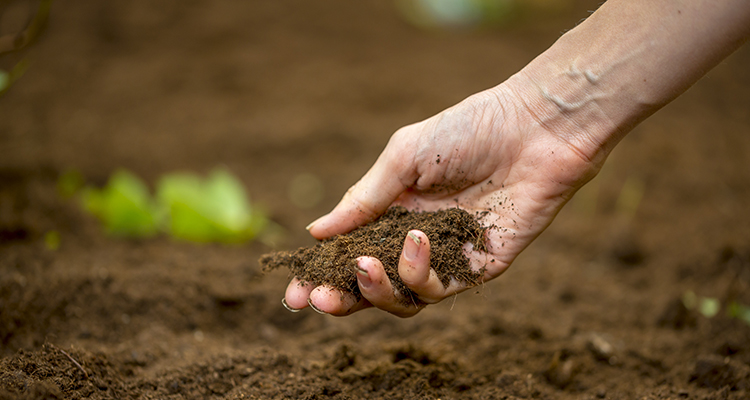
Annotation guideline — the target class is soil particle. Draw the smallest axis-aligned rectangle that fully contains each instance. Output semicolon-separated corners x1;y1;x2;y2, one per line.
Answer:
609;230;647;267
260;206;487;303
587;333;616;363
329;345;356;372
545;349;578;389
690;355;737;389
657;298;697;329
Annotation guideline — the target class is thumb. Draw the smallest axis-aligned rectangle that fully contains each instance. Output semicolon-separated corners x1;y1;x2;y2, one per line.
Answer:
307;140;417;239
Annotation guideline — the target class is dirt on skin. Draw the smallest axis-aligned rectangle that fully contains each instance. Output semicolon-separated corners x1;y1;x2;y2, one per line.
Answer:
2;1;750;399
260;206;487;304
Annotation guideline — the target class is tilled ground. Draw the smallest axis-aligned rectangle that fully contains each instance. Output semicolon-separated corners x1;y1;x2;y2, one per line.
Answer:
2;1;750;399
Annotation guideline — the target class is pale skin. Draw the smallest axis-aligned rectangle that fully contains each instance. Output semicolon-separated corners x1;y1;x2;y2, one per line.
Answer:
284;0;750;317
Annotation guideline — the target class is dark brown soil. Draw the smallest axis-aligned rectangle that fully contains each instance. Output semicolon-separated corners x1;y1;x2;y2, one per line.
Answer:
2;1;750;399
260;206;487;303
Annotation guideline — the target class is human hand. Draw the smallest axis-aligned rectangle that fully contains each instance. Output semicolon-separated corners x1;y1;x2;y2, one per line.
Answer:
284;75;606;317
282;0;750;317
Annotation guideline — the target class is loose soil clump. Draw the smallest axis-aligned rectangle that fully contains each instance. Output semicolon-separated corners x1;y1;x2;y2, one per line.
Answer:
260;206;487;302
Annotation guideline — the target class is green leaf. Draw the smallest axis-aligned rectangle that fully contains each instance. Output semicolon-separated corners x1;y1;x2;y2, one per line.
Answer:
80;169;160;237
728;302;750;326
0;60;30;96
73;167;267;243
698;297;720;318
157;168;266;243
0;70;9;92
682;290;698;310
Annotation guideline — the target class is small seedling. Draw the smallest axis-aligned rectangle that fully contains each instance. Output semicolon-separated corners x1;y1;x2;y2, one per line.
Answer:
0;60;29;96
157;169;267;243
69;167;267;244
80;169;161;238
727;302;750;326
682;290;720;318
0;70;8;92
697;297;720;318
682;290;750;324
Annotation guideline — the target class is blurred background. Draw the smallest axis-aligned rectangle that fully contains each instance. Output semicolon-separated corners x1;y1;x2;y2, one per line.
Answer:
1;1;749;397
1;0;610;243
2;0;748;252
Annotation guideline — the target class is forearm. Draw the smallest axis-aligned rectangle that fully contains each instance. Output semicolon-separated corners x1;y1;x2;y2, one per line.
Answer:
508;0;750;163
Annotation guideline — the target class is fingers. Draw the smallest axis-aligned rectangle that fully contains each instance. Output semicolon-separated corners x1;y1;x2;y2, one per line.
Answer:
285;277;371;316
356;256;425;318
308;286;370;316
280;249;431;318
284;278;314;310
354;229;459;317
306;173;403;239
397;230;454;303
284;229;480;317
307;133;418;240
282;251;434;318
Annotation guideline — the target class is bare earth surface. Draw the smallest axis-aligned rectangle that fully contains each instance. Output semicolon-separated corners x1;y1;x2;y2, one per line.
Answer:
1;1;750;399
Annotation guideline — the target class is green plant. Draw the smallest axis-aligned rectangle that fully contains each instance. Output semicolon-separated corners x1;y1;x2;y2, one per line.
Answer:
80;169;162;238
72;168;267;244
727;302;750;326
157;169;267;243
682;290;750;326
0;0;51;96
0;59;29;95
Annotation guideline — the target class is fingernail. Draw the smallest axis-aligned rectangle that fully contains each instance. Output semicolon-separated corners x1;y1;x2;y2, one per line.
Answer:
305;216;325;231
353;262;369;278
281;298;302;313
307;298;328;315
404;231;421;261
356;259;372;288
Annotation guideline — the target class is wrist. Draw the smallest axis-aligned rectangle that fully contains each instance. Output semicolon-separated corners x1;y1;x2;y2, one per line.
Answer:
501;16;665;166
501;60;624;168
504;0;750;166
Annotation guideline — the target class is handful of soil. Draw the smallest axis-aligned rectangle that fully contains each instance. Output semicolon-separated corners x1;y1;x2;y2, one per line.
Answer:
260;206;487;304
